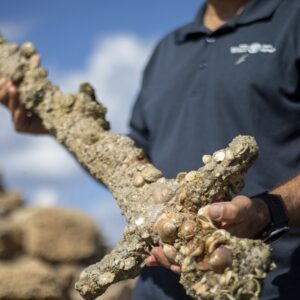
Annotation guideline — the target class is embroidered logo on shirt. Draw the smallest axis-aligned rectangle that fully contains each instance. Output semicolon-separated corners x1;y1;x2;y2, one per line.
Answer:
230;43;276;54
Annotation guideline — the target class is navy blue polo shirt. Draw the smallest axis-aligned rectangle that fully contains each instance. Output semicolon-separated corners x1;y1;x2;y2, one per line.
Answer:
129;0;300;299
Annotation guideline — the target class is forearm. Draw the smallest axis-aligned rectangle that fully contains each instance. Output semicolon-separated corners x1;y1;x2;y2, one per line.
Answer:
271;174;300;226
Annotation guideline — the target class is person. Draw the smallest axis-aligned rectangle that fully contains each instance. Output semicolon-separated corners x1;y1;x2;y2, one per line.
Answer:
1;0;300;299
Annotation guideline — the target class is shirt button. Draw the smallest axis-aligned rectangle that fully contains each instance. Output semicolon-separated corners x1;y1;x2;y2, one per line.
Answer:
206;37;216;43
199;62;207;69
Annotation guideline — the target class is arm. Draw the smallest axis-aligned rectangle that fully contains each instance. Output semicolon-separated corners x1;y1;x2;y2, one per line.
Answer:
271;174;300;226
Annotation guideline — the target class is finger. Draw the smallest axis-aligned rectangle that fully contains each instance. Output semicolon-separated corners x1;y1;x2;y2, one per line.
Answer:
170;265;181;274
29;54;41;67
0;79;9;107
144;256;159;267
151;247;172;268
208;200;246;224
12;106;28;132
0;78;7;87
8;82;20;111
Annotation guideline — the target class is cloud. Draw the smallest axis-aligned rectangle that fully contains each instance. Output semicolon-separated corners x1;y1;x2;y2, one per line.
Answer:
86;192;127;246
31;186;59;207
0;136;79;179
54;33;154;133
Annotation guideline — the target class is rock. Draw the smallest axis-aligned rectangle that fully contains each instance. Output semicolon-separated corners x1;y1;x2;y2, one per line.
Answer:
0;191;23;216
57;264;81;292
19;207;104;263
0;220;21;258
0;257;63;299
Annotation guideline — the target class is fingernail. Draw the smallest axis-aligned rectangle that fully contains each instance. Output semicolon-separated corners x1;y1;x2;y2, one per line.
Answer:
208;204;223;221
170;265;181;273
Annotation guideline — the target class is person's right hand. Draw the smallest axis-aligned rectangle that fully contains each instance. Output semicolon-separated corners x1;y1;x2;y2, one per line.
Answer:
0;54;47;135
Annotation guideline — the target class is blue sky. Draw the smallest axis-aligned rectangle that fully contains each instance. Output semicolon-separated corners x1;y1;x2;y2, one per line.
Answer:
0;0;203;245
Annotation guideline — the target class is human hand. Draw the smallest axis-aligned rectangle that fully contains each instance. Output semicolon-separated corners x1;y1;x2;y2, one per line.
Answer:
145;195;270;274
0;54;47;134
144;246;181;274
208;195;271;238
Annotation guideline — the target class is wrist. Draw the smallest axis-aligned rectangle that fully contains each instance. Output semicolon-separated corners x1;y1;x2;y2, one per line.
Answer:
251;192;289;243
251;197;271;234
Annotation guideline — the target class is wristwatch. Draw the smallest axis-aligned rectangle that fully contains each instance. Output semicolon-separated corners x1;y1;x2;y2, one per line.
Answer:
252;192;290;244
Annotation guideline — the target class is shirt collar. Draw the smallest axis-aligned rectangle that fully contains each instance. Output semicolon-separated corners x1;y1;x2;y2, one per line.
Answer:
176;0;283;43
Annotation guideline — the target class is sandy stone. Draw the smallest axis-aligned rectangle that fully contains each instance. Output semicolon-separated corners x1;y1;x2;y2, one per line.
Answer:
20;207;104;262
0;257;63;299
0;191;23;216
0;220;21;258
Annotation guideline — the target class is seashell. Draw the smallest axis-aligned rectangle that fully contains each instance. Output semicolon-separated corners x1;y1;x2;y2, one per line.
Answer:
151;184;174;203
21;42;36;57
12;68;24;84
208;246;233;274
213;150;225;162
196;256;210;271
79;82;96;100
225;149;234;161
61;94;75;108
137;149;145;160
193;282;207;296
205;230;229;253
231;179;245;194
185;171;198;182
179;220;197;240
141;166;163;183
176;205;183;212
246;279;261;296
135;217;144;226
124;257;136;270
154;216;178;244
176;172;187;182
97;272;115;286
133;175;145;187
202;154;212;164
137;164;146;171
181;257;194;272
197;206;216;229
205;161;216;171
35;67;48;78
177;186;187;204
163;244;177;264
220;270;233;286
141;231;150;239
191;243;204;257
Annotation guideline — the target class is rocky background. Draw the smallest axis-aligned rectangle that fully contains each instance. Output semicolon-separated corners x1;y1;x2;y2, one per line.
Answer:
0;175;136;300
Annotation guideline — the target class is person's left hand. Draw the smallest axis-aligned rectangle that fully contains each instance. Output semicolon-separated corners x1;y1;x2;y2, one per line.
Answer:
207;195;271;238
145;195;271;273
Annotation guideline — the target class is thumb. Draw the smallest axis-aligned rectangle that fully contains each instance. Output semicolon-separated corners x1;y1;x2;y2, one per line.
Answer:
208;201;243;224
208;203;224;221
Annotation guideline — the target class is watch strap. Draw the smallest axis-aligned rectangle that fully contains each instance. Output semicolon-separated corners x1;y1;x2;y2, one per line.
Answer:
252;192;289;243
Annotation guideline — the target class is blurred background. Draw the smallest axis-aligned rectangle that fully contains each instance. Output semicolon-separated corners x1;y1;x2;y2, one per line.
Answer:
0;0;202;247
